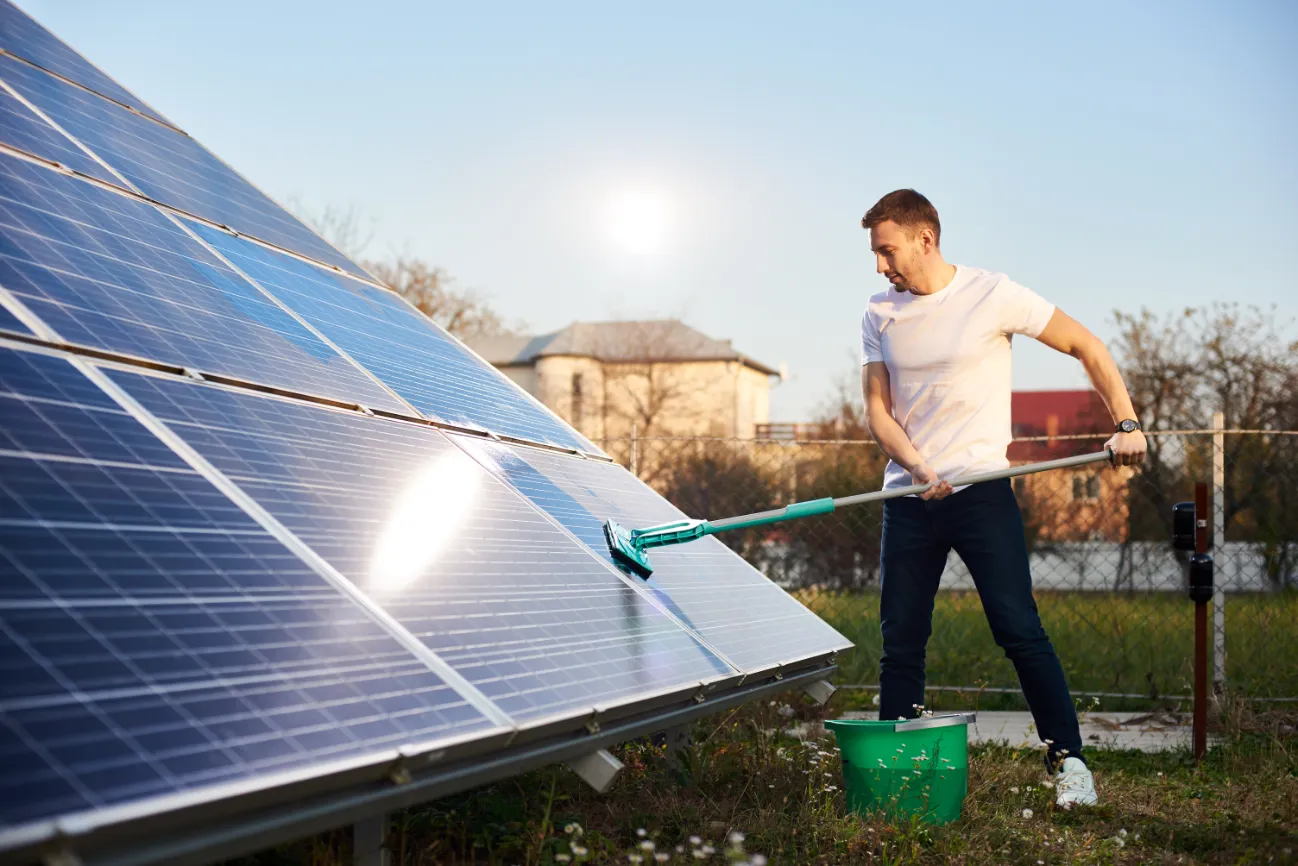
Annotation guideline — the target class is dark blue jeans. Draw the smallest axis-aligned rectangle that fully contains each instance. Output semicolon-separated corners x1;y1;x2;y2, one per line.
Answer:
878;478;1083;770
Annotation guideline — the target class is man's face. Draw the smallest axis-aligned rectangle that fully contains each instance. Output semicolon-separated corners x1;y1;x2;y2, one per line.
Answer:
870;220;926;292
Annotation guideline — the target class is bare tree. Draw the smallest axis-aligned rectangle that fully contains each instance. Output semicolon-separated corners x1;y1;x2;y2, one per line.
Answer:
365;257;517;339
287;200;518;339
1111;303;1298;587
286;197;375;260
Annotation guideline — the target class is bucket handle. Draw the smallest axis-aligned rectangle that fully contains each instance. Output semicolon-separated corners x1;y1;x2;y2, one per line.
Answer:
892;712;977;732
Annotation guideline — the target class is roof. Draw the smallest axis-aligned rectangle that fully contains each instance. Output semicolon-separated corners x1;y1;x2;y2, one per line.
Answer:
1009;389;1112;462
467;319;780;375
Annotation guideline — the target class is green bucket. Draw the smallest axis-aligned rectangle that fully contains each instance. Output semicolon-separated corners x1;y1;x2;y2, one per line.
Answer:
824;712;975;825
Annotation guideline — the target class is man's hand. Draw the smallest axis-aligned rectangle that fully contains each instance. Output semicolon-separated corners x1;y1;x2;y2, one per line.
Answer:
912;463;955;500
1105;430;1148;467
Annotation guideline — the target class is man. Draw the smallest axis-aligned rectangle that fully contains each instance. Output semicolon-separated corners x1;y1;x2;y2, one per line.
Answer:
859;189;1147;808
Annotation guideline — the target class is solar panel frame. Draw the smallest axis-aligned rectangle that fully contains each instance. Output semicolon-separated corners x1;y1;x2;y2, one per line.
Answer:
0;152;410;414
453;437;853;677
0;77;116;182
0;52;368;279
186;221;608;456
102;362;742;736
0;2;172;125
0;339;516;837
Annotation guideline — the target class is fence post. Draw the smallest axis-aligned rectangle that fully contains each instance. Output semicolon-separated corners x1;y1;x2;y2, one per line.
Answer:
1211;411;1226;694
630;423;638;477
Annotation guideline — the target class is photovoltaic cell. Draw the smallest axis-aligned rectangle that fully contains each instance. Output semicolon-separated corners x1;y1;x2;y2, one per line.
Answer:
0;345;495;830
111;368;736;722
188;222;603;454
0;0;170;124
0;152;406;412
0;83;115;181
0;300;27;333
0;53;365;278
455;438;852;673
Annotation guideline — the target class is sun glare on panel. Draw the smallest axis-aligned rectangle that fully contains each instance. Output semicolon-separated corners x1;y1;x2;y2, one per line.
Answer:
368;450;483;592
605;187;673;256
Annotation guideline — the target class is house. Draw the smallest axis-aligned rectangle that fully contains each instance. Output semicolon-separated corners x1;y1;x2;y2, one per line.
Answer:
466;320;781;442
1009;389;1133;543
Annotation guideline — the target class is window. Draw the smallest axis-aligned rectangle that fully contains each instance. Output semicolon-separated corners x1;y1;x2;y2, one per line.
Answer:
1072;474;1100;501
571;373;583;424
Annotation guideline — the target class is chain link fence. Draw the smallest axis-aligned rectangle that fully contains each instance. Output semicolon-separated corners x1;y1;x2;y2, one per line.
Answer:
598;426;1298;706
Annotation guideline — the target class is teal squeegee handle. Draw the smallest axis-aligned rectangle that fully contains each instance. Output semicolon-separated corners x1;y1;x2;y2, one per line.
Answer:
630;448;1114;552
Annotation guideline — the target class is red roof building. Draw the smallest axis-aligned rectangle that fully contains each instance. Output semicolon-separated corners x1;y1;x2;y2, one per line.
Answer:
1009;390;1111;462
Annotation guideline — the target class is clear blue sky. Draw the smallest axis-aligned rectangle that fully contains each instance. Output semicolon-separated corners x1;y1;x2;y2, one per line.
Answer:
24;1;1298;421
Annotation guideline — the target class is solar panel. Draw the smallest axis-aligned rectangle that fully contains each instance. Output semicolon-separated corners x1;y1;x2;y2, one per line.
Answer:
0;53;365;278
0;343;499;830
0;0;170;124
0;81;115;181
456;438;853;673
0;297;26;333
188;221;603;454
0;152;406;411
0;8;849;860
109;365;737;723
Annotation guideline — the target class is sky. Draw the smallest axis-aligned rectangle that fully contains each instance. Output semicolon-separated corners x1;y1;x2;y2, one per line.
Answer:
23;0;1298;421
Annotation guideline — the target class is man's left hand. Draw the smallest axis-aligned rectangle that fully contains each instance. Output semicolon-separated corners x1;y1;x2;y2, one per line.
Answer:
1105;430;1148;466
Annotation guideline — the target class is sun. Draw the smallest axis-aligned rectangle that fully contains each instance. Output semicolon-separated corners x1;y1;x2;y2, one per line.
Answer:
605;187;673;256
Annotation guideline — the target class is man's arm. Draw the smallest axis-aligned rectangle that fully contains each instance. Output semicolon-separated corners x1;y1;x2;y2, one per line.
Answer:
1033;309;1148;466
861;362;953;499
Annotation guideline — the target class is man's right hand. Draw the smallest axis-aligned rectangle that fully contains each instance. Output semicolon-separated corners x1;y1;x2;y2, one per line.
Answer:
912;463;954;500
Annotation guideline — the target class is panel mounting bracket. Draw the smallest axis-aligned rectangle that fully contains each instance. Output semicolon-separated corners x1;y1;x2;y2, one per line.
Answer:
181;367;205;382
565;749;624;794
802;678;837;706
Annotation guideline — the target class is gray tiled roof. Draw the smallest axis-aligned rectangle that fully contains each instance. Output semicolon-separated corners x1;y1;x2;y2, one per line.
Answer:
467;319;778;375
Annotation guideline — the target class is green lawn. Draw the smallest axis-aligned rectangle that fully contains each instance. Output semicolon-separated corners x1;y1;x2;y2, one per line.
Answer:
795;590;1298;706
230;696;1298;865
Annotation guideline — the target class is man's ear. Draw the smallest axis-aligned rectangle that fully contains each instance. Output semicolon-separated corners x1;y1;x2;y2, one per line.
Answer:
919;227;938;254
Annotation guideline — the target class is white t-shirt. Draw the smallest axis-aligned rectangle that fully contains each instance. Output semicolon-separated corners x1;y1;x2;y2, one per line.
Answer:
860;265;1055;491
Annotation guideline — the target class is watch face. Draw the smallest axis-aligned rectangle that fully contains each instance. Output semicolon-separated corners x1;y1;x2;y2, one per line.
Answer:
1119;420;1138;433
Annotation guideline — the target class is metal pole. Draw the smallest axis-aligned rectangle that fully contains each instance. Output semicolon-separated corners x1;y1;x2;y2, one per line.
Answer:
1211;411;1226;694
1193;481;1209;763
629;423;638;477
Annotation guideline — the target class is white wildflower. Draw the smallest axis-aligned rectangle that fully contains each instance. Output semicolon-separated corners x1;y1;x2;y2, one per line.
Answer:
637;828;648;838
641;840;656;851
728;831;745;845
1022;808;1033;819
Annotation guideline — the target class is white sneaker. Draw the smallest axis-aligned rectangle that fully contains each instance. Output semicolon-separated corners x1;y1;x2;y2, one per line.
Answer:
1054;757;1097;809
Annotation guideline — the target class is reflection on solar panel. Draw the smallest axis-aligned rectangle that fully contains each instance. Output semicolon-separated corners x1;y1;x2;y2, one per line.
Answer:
0;152;404;411
0;53;364;278
0;83;114;181
457;438;852;672
0;0;170;124
0;344;496;828
112;367;735;722
189;222;601;453
0;7;847;863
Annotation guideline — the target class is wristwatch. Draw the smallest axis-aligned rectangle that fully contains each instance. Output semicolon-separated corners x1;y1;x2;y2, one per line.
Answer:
1115;419;1141;434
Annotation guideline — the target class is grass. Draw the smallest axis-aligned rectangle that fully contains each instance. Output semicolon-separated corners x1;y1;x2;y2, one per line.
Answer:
228;695;1298;866
794;589;1298;706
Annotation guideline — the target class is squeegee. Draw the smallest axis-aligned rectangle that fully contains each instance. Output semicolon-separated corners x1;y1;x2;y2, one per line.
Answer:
604;448;1115;578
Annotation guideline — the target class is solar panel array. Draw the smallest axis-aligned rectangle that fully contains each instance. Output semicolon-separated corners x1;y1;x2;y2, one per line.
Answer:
0;1;849;859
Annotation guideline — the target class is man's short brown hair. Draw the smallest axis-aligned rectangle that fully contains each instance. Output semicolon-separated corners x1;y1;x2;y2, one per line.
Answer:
861;189;941;246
